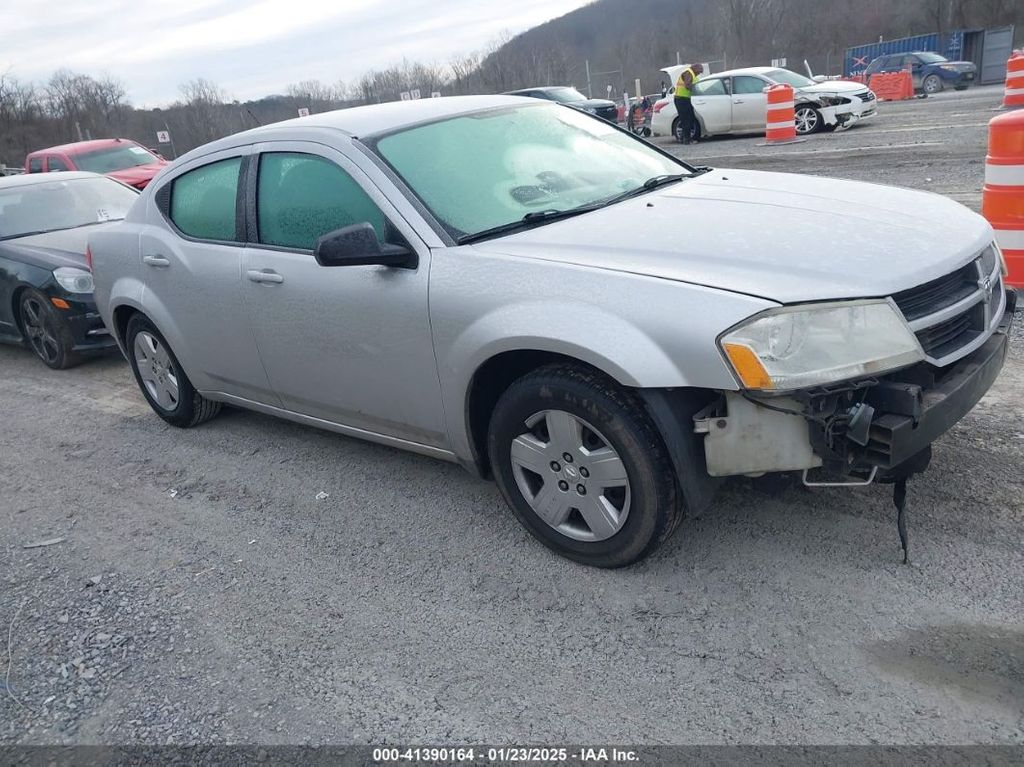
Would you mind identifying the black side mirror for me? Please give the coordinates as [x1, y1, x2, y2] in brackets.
[313, 222, 417, 269]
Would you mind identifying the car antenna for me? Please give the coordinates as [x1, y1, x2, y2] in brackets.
[893, 478, 909, 564]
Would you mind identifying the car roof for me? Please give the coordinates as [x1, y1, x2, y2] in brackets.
[0, 171, 108, 188]
[27, 138, 141, 156]
[176, 95, 542, 163]
[660, 64, 788, 81]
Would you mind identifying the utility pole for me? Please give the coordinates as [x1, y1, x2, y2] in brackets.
[585, 59, 593, 98]
[676, 51, 681, 65]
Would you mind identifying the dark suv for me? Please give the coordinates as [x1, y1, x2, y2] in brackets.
[505, 86, 619, 122]
[864, 51, 977, 94]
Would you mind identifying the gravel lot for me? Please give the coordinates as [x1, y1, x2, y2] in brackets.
[2, 85, 1022, 747]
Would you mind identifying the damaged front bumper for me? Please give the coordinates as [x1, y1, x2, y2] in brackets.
[693, 290, 1015, 483]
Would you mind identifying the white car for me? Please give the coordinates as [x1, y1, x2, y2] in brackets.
[652, 66, 877, 141]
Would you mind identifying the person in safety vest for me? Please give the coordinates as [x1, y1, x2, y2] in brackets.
[674, 63, 704, 145]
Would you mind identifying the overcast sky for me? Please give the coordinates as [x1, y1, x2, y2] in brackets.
[0, 0, 592, 106]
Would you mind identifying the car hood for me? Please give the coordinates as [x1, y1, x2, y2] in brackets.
[1, 224, 118, 270]
[107, 162, 166, 187]
[573, 98, 616, 109]
[469, 169, 992, 304]
[797, 80, 869, 96]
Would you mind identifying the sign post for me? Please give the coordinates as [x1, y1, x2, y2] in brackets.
[155, 128, 176, 160]
[297, 107, 310, 118]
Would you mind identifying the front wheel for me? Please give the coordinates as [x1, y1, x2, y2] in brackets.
[125, 314, 221, 428]
[923, 74, 943, 94]
[794, 105, 822, 135]
[487, 364, 680, 568]
[19, 288, 82, 370]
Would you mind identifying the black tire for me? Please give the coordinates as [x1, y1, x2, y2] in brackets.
[18, 288, 83, 370]
[673, 117, 700, 144]
[125, 313, 221, 428]
[487, 363, 680, 568]
[794, 104, 822, 135]
[923, 74, 943, 95]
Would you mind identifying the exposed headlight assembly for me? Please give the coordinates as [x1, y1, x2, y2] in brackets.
[53, 266, 94, 294]
[719, 300, 924, 391]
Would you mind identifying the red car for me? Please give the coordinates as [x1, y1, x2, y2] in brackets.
[24, 139, 168, 189]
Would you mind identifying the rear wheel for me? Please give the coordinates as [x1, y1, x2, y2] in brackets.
[794, 105, 822, 135]
[126, 314, 221, 428]
[18, 288, 81, 370]
[487, 364, 680, 568]
[672, 117, 700, 144]
[923, 74, 943, 94]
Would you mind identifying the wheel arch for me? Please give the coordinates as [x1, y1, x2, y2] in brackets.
[464, 349, 614, 478]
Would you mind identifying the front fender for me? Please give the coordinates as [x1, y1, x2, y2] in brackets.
[429, 249, 777, 464]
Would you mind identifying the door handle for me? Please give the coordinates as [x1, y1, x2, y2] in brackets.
[247, 269, 284, 284]
[733, 99, 745, 104]
[142, 254, 170, 268]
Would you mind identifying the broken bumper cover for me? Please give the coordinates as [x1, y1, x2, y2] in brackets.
[859, 309, 1011, 472]
[692, 291, 1014, 480]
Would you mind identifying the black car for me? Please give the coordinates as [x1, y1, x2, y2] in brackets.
[0, 172, 138, 368]
[505, 86, 620, 122]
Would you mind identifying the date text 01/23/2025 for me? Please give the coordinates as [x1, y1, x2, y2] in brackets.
[372, 747, 640, 762]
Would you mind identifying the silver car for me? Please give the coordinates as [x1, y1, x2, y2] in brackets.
[90, 96, 1013, 567]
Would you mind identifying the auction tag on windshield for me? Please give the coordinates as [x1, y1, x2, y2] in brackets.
[96, 208, 111, 221]
[128, 146, 149, 156]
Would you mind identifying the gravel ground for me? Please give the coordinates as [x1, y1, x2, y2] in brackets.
[2, 84, 1022, 747]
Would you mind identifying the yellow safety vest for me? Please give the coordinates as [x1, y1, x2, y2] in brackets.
[675, 67, 697, 98]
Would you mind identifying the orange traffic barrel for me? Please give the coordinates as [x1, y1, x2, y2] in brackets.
[764, 84, 799, 144]
[1004, 51, 1024, 109]
[983, 109, 1024, 287]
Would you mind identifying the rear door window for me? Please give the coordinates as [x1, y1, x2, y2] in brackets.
[732, 76, 767, 95]
[28, 157, 43, 173]
[47, 156, 69, 172]
[169, 157, 242, 242]
[693, 78, 728, 96]
[256, 152, 386, 251]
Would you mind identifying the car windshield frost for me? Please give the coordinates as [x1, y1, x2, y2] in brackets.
[765, 69, 816, 88]
[372, 104, 687, 240]
[74, 144, 159, 173]
[0, 177, 138, 239]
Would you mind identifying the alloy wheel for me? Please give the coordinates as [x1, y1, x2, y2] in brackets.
[134, 330, 180, 411]
[923, 75, 942, 94]
[509, 409, 631, 542]
[20, 295, 60, 365]
[795, 107, 819, 134]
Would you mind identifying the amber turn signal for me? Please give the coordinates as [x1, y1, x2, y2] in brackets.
[722, 342, 773, 390]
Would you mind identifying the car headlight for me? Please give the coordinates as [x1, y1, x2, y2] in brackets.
[939, 64, 957, 71]
[719, 300, 924, 391]
[53, 266, 94, 294]
[817, 96, 848, 107]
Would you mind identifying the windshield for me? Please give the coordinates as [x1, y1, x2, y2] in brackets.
[916, 52, 947, 64]
[372, 103, 688, 240]
[0, 176, 138, 239]
[74, 143, 159, 173]
[544, 87, 588, 103]
[765, 69, 815, 88]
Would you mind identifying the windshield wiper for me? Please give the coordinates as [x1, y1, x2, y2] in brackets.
[457, 204, 604, 245]
[456, 172, 700, 245]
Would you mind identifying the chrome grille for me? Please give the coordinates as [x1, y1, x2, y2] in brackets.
[891, 246, 1004, 367]
[860, 91, 877, 102]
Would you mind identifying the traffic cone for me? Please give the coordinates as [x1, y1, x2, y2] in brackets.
[760, 84, 804, 146]
[983, 109, 1024, 287]
[1003, 51, 1024, 110]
